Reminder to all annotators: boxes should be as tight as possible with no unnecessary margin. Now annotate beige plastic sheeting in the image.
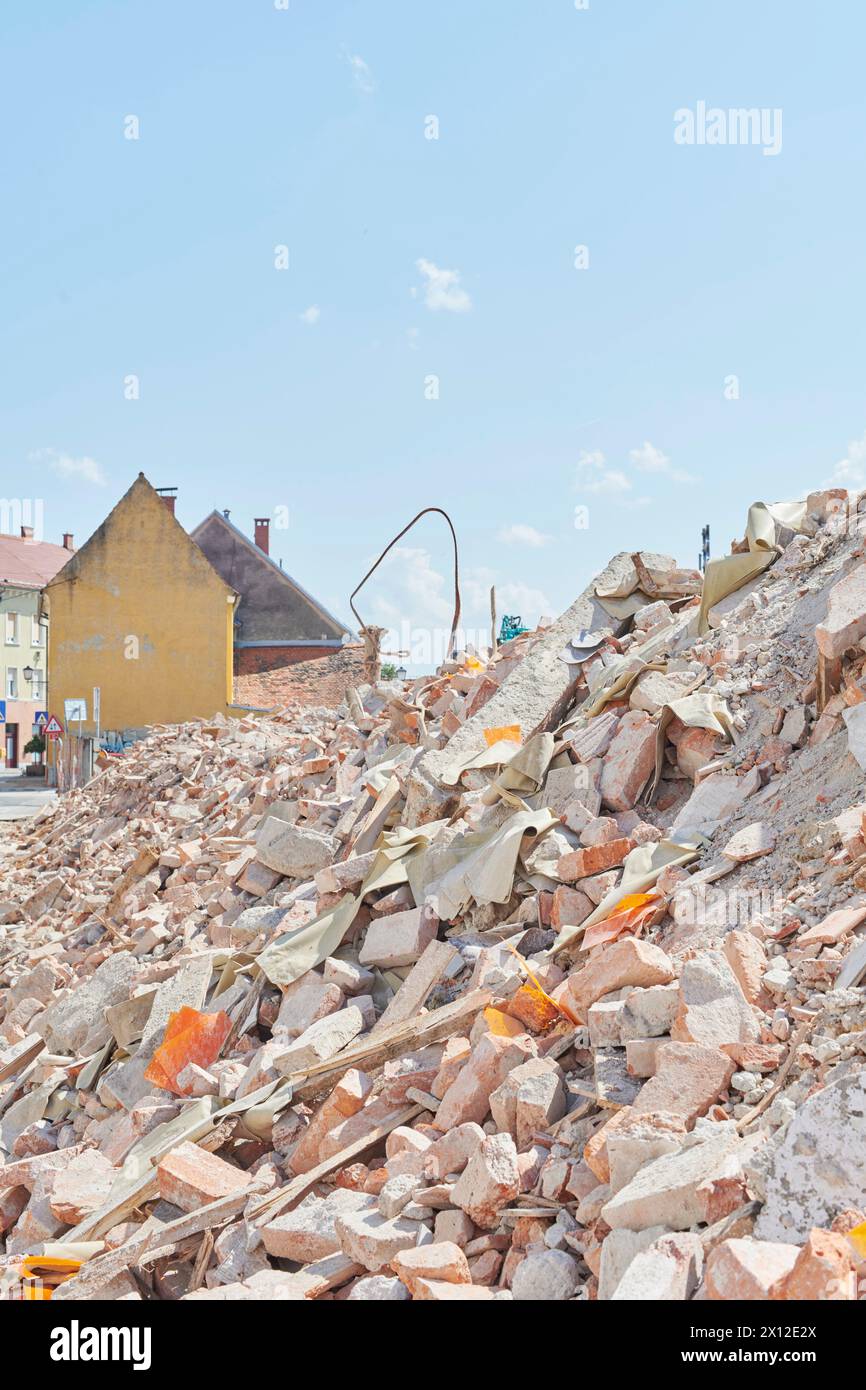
[595,591,651,621]
[438,731,557,818]
[583,658,666,718]
[256,822,445,987]
[555,836,702,952]
[647,691,736,801]
[364,745,415,795]
[424,807,561,921]
[489,732,556,797]
[257,892,363,988]
[439,737,522,787]
[698,499,808,634]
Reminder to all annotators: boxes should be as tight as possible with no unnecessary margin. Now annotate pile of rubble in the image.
[3,485,866,1302]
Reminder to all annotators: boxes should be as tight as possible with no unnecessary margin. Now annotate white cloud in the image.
[629,440,694,483]
[494,580,552,620]
[415,258,472,313]
[299,305,320,325]
[464,568,551,629]
[828,430,866,487]
[33,448,106,486]
[497,523,550,548]
[369,545,454,630]
[575,450,633,496]
[346,52,376,94]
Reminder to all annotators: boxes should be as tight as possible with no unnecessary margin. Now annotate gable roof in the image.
[190,510,352,640]
[0,534,74,589]
[45,474,237,600]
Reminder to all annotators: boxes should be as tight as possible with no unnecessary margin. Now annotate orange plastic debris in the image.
[143,1006,232,1095]
[483,724,522,747]
[504,942,580,1027]
[847,1221,866,1259]
[21,1256,82,1275]
[581,892,661,953]
[507,982,561,1033]
[19,1255,83,1300]
[483,1007,525,1037]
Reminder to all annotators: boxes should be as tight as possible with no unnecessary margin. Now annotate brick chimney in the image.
[62,533,74,550]
[156,486,177,516]
[254,518,270,555]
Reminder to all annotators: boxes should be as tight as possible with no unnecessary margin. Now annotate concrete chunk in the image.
[611,1232,703,1300]
[451,1132,520,1229]
[619,984,679,1040]
[705,1237,799,1299]
[511,1249,580,1301]
[261,1188,374,1261]
[274,1005,365,1073]
[756,1069,866,1243]
[359,907,439,970]
[602,1127,745,1231]
[671,951,760,1049]
[567,938,675,1020]
[157,1141,253,1213]
[273,971,345,1038]
[334,1207,430,1272]
[256,820,337,877]
[816,561,866,660]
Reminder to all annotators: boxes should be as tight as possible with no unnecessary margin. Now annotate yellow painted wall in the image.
[46,475,236,732]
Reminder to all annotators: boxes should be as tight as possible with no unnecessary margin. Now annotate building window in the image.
[30,672,45,701]
[31,618,44,647]
[6,668,17,698]
[5,613,19,645]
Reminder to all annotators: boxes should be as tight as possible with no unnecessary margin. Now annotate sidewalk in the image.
[0,767,56,821]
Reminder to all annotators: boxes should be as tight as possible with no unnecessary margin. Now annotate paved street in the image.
[0,769,56,822]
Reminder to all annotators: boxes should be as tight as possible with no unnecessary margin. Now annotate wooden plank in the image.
[285,988,491,1102]
[372,939,458,1034]
[281,1251,363,1300]
[0,1035,44,1085]
[66,1101,223,1242]
[817,651,842,714]
[250,1103,423,1227]
[55,1182,269,1298]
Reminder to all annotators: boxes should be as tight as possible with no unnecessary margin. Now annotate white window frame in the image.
[5,613,19,646]
[6,667,18,698]
[31,617,44,647]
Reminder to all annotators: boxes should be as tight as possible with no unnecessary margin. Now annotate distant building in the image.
[190,510,351,677]
[0,528,74,767]
[45,475,237,757]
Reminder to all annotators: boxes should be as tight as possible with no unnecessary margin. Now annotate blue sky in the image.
[3,0,866,666]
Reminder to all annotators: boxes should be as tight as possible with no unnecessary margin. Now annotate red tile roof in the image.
[0,534,72,588]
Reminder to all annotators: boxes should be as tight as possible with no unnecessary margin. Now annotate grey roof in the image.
[190,510,353,638]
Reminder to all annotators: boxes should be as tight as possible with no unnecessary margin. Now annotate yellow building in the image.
[46,474,237,738]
